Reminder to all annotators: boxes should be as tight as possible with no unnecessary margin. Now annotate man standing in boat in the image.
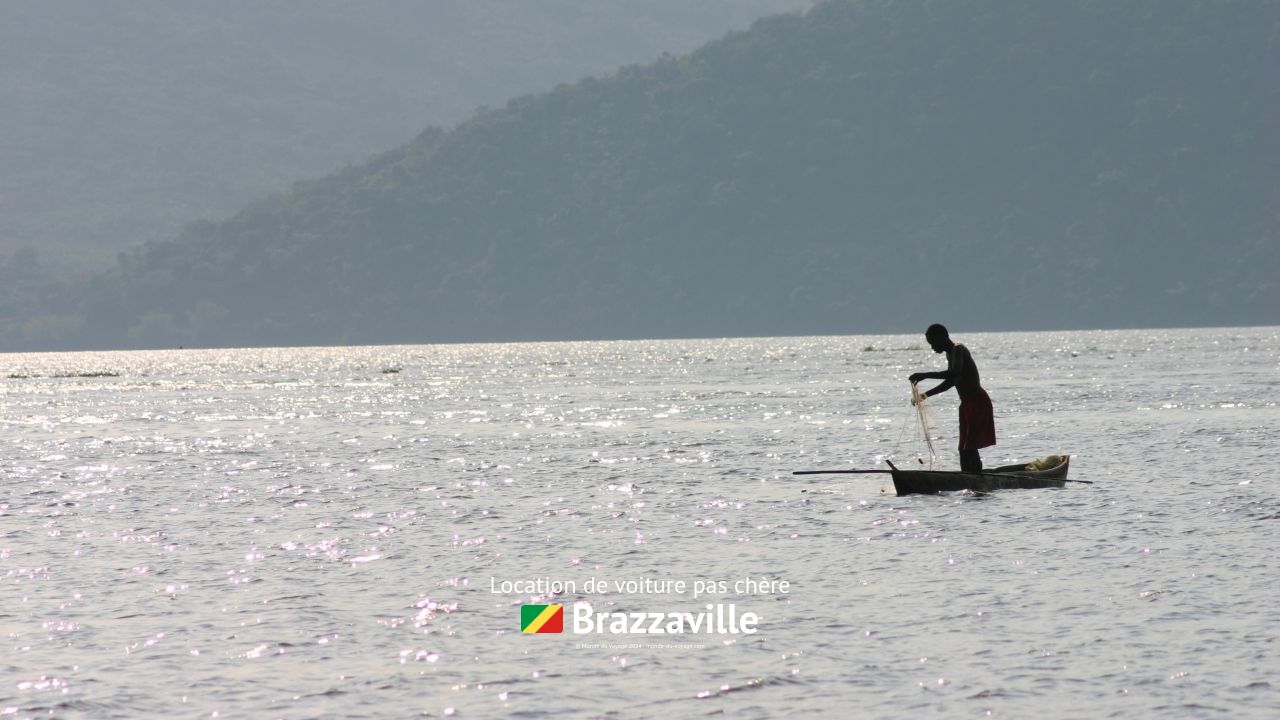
[908,324,996,473]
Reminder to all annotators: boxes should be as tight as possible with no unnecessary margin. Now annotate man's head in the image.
[925,323,950,353]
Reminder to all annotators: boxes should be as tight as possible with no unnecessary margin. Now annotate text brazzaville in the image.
[523,602,760,635]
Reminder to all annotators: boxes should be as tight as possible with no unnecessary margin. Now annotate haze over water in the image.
[2,327,1276,718]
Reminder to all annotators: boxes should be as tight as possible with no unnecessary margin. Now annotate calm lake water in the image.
[2,327,1277,719]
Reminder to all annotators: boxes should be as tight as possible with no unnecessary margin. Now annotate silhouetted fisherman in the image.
[908,324,996,472]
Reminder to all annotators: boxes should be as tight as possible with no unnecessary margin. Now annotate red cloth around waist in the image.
[958,388,996,450]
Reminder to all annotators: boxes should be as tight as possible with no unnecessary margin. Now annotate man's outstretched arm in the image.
[909,349,966,397]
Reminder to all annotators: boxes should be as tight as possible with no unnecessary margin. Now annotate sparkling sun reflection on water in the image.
[1,328,1277,718]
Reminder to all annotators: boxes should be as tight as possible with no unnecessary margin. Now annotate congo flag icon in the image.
[521,604,564,634]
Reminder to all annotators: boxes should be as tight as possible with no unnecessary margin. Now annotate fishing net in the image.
[910,382,937,469]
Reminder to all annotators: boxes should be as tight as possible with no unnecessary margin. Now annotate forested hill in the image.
[7,0,1277,350]
[2,0,809,271]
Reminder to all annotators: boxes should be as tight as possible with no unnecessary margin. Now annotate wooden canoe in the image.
[889,455,1071,495]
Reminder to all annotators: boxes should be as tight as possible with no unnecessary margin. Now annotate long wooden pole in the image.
[791,469,892,475]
